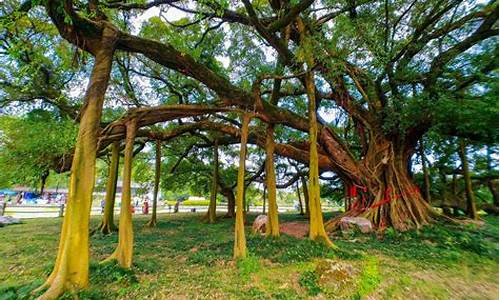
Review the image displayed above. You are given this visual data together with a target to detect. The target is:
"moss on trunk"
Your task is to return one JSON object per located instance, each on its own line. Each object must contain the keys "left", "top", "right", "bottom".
{"left": 104, "top": 119, "right": 137, "bottom": 268}
{"left": 234, "top": 114, "right": 251, "bottom": 259}
{"left": 265, "top": 125, "right": 280, "bottom": 237}
{"left": 97, "top": 141, "right": 120, "bottom": 234}
{"left": 36, "top": 26, "right": 117, "bottom": 300}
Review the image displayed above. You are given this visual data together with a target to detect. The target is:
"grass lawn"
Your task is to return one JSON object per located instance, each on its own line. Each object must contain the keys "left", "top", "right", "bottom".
{"left": 0, "top": 213, "right": 498, "bottom": 299}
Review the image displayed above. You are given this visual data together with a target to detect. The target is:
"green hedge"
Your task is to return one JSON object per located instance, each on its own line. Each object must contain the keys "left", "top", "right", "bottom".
{"left": 164, "top": 200, "right": 211, "bottom": 206}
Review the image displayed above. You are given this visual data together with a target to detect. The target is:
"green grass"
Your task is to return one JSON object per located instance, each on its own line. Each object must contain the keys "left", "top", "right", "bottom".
{"left": 0, "top": 213, "right": 498, "bottom": 299}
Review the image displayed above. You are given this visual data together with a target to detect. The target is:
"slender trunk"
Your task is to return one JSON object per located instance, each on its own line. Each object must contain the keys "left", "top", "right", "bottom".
{"left": 206, "top": 139, "right": 219, "bottom": 223}
{"left": 297, "top": 17, "right": 334, "bottom": 248}
{"left": 300, "top": 175, "right": 310, "bottom": 218}
{"left": 419, "top": 140, "right": 431, "bottom": 203}
{"left": 40, "top": 170, "right": 49, "bottom": 195}
{"left": 486, "top": 146, "right": 498, "bottom": 207}
{"left": 265, "top": 125, "right": 280, "bottom": 237}
{"left": 223, "top": 187, "right": 235, "bottom": 218}
{"left": 451, "top": 173, "right": 460, "bottom": 215}
{"left": 146, "top": 140, "right": 161, "bottom": 227}
{"left": 458, "top": 139, "right": 478, "bottom": 220}
{"left": 262, "top": 187, "right": 266, "bottom": 214}
{"left": 98, "top": 141, "right": 120, "bottom": 234}
{"left": 234, "top": 114, "right": 250, "bottom": 259}
{"left": 296, "top": 181, "right": 304, "bottom": 215}
{"left": 36, "top": 27, "right": 117, "bottom": 300}
{"left": 104, "top": 119, "right": 137, "bottom": 267}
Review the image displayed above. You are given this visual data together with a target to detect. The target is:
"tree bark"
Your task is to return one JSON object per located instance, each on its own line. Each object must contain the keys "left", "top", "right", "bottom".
{"left": 262, "top": 186, "right": 266, "bottom": 214}
{"left": 223, "top": 187, "right": 235, "bottom": 218}
{"left": 97, "top": 141, "right": 120, "bottom": 234}
{"left": 104, "top": 119, "right": 138, "bottom": 267}
{"left": 206, "top": 139, "right": 219, "bottom": 223}
{"left": 40, "top": 170, "right": 49, "bottom": 195}
{"left": 265, "top": 125, "right": 280, "bottom": 237}
{"left": 234, "top": 114, "right": 250, "bottom": 259}
{"left": 325, "top": 136, "right": 433, "bottom": 231}
{"left": 297, "top": 17, "right": 334, "bottom": 248}
{"left": 458, "top": 139, "right": 478, "bottom": 220}
{"left": 419, "top": 140, "right": 432, "bottom": 203}
{"left": 146, "top": 139, "right": 161, "bottom": 227}
{"left": 296, "top": 181, "right": 304, "bottom": 215}
{"left": 486, "top": 146, "right": 498, "bottom": 208}
{"left": 300, "top": 175, "right": 310, "bottom": 218}
{"left": 36, "top": 26, "right": 117, "bottom": 300}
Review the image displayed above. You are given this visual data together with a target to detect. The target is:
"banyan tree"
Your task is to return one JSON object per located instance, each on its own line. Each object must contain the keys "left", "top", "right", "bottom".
{"left": 0, "top": 0, "right": 497, "bottom": 298}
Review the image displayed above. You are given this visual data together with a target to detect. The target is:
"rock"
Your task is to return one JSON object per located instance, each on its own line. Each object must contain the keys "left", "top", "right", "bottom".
{"left": 279, "top": 221, "right": 309, "bottom": 238}
{"left": 0, "top": 216, "right": 22, "bottom": 226}
{"left": 252, "top": 214, "right": 268, "bottom": 234}
{"left": 340, "top": 217, "right": 372, "bottom": 233}
{"left": 315, "top": 259, "right": 358, "bottom": 291}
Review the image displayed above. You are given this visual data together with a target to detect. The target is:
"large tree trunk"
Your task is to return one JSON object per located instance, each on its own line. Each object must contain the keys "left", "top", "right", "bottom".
{"left": 104, "top": 119, "right": 137, "bottom": 267}
{"left": 419, "top": 140, "right": 432, "bottom": 203}
{"left": 146, "top": 139, "right": 161, "bottom": 227}
{"left": 265, "top": 125, "right": 280, "bottom": 237}
{"left": 458, "top": 139, "right": 478, "bottom": 220}
{"left": 97, "top": 141, "right": 120, "bottom": 234}
{"left": 326, "top": 137, "right": 433, "bottom": 231}
{"left": 234, "top": 114, "right": 250, "bottom": 259}
{"left": 36, "top": 27, "right": 117, "bottom": 300}
{"left": 206, "top": 139, "right": 219, "bottom": 224}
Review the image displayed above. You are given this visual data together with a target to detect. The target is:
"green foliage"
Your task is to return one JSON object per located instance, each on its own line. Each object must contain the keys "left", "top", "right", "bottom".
{"left": 299, "top": 270, "right": 321, "bottom": 296}
{"left": 356, "top": 256, "right": 380, "bottom": 297}
{"left": 236, "top": 255, "right": 261, "bottom": 280}
{"left": 90, "top": 261, "right": 138, "bottom": 285}
{"left": 0, "top": 110, "right": 77, "bottom": 188}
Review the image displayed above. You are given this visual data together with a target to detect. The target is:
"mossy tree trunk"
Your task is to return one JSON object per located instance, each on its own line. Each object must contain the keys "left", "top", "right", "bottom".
{"left": 104, "top": 119, "right": 138, "bottom": 267}
{"left": 146, "top": 139, "right": 161, "bottom": 227}
{"left": 265, "top": 125, "right": 280, "bottom": 237}
{"left": 206, "top": 139, "right": 219, "bottom": 224}
{"left": 36, "top": 27, "right": 117, "bottom": 300}
{"left": 97, "top": 141, "right": 120, "bottom": 234}
{"left": 458, "top": 139, "right": 478, "bottom": 220}
{"left": 234, "top": 114, "right": 251, "bottom": 259}
{"left": 298, "top": 17, "right": 334, "bottom": 248}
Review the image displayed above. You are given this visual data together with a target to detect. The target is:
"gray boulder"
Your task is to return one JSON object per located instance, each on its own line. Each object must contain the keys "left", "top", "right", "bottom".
{"left": 340, "top": 217, "right": 372, "bottom": 233}
{"left": 0, "top": 216, "right": 22, "bottom": 226}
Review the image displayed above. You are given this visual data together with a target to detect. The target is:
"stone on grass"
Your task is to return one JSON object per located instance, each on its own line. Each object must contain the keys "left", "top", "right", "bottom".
{"left": 252, "top": 214, "right": 268, "bottom": 234}
{"left": 340, "top": 217, "right": 372, "bottom": 233}
{"left": 0, "top": 216, "right": 22, "bottom": 226}
{"left": 315, "top": 259, "right": 358, "bottom": 291}
{"left": 279, "top": 221, "right": 309, "bottom": 238}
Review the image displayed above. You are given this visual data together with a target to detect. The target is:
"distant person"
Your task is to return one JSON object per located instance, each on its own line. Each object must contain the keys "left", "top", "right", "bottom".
{"left": 15, "top": 193, "right": 22, "bottom": 205}
{"left": 142, "top": 199, "right": 149, "bottom": 215}
{"left": 100, "top": 199, "right": 105, "bottom": 214}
